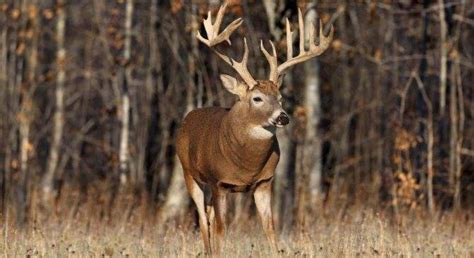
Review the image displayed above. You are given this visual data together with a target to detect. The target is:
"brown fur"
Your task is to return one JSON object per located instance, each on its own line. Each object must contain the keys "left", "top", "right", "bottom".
{"left": 253, "top": 80, "right": 280, "bottom": 96}
{"left": 177, "top": 106, "right": 279, "bottom": 189}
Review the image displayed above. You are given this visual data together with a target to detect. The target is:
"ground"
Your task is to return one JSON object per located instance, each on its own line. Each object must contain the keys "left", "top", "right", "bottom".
{"left": 1, "top": 207, "right": 473, "bottom": 257}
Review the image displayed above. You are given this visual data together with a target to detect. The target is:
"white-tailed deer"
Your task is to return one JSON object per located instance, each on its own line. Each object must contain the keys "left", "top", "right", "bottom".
{"left": 176, "top": 4, "right": 333, "bottom": 255}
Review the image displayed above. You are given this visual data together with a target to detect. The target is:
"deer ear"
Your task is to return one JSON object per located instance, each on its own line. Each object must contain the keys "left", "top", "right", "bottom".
{"left": 220, "top": 74, "right": 247, "bottom": 98}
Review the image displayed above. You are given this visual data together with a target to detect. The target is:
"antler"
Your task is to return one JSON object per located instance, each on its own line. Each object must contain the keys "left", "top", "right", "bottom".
{"left": 197, "top": 4, "right": 258, "bottom": 88}
{"left": 261, "top": 9, "right": 334, "bottom": 84}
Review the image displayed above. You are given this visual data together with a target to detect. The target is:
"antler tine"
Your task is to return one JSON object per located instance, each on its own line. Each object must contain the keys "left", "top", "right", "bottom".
{"left": 263, "top": 8, "right": 333, "bottom": 85}
{"left": 298, "top": 9, "right": 305, "bottom": 56}
{"left": 196, "top": 4, "right": 258, "bottom": 88}
{"left": 310, "top": 19, "right": 333, "bottom": 52}
{"left": 213, "top": 4, "right": 226, "bottom": 35}
{"left": 260, "top": 40, "right": 278, "bottom": 83}
{"left": 242, "top": 38, "right": 249, "bottom": 65}
{"left": 286, "top": 18, "right": 293, "bottom": 60}
{"left": 196, "top": 3, "right": 243, "bottom": 47}
{"left": 276, "top": 12, "right": 334, "bottom": 76}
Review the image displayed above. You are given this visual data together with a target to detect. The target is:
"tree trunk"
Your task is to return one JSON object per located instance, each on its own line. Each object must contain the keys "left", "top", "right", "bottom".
{"left": 331, "top": 0, "right": 350, "bottom": 202}
{"left": 158, "top": 1, "right": 199, "bottom": 222}
{"left": 414, "top": 75, "right": 435, "bottom": 213}
{"left": 1, "top": 1, "right": 9, "bottom": 217}
{"left": 450, "top": 2, "right": 465, "bottom": 211}
{"left": 158, "top": 156, "right": 188, "bottom": 222}
{"left": 5, "top": 0, "right": 19, "bottom": 226}
{"left": 43, "top": 0, "right": 66, "bottom": 203}
{"left": 274, "top": 124, "right": 292, "bottom": 230}
{"left": 414, "top": 0, "right": 431, "bottom": 210}
{"left": 427, "top": 109, "right": 435, "bottom": 213}
{"left": 262, "top": 0, "right": 284, "bottom": 40}
{"left": 438, "top": 0, "right": 448, "bottom": 115}
{"left": 303, "top": 8, "right": 323, "bottom": 206}
{"left": 119, "top": 0, "right": 134, "bottom": 185}
{"left": 449, "top": 63, "right": 458, "bottom": 208}
{"left": 147, "top": 0, "right": 161, "bottom": 201}
{"left": 451, "top": 59, "right": 464, "bottom": 210}
{"left": 17, "top": 0, "right": 39, "bottom": 226}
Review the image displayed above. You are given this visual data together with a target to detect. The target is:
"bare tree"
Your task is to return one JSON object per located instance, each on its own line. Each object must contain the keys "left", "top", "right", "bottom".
{"left": 0, "top": 0, "right": 10, "bottom": 220}
{"left": 438, "top": 0, "right": 448, "bottom": 115}
{"left": 303, "top": 5, "right": 323, "bottom": 207}
{"left": 450, "top": 0, "right": 467, "bottom": 211}
{"left": 414, "top": 75, "right": 435, "bottom": 213}
{"left": 16, "top": 0, "right": 40, "bottom": 225}
{"left": 43, "top": 0, "right": 67, "bottom": 203}
{"left": 453, "top": 60, "right": 464, "bottom": 211}
{"left": 451, "top": 57, "right": 465, "bottom": 210}
{"left": 118, "top": 0, "right": 134, "bottom": 185}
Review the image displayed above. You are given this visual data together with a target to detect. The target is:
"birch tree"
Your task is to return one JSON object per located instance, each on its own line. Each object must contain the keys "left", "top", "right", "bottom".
{"left": 302, "top": 6, "right": 323, "bottom": 206}
{"left": 438, "top": 0, "right": 448, "bottom": 115}
{"left": 43, "top": 0, "right": 66, "bottom": 203}
{"left": 118, "top": 0, "right": 134, "bottom": 185}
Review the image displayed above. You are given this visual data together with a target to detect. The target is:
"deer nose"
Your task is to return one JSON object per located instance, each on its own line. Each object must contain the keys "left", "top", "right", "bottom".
{"left": 276, "top": 112, "right": 290, "bottom": 126}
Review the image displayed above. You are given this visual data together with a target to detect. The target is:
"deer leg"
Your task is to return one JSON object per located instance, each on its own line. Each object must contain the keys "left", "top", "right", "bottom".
{"left": 211, "top": 187, "right": 227, "bottom": 255}
{"left": 184, "top": 171, "right": 211, "bottom": 254}
{"left": 205, "top": 189, "right": 214, "bottom": 221}
{"left": 206, "top": 191, "right": 215, "bottom": 251}
{"left": 254, "top": 179, "right": 278, "bottom": 252}
{"left": 206, "top": 205, "right": 215, "bottom": 239}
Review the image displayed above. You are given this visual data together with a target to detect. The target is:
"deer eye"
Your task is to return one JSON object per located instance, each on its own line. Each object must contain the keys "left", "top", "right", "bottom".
{"left": 252, "top": 97, "right": 263, "bottom": 102}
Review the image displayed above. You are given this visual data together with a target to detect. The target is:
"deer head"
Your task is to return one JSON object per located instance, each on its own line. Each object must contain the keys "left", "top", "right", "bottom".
{"left": 197, "top": 4, "right": 333, "bottom": 130}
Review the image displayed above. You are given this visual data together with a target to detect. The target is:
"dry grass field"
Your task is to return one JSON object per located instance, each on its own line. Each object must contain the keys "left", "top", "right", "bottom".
{"left": 2, "top": 203, "right": 473, "bottom": 257}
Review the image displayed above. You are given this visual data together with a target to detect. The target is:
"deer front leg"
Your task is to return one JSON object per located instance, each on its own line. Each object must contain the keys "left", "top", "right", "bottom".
{"left": 183, "top": 171, "right": 211, "bottom": 255}
{"left": 211, "top": 186, "right": 227, "bottom": 255}
{"left": 254, "top": 179, "right": 278, "bottom": 252}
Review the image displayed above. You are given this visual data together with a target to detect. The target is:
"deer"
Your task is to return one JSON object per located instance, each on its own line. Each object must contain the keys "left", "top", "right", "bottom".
{"left": 176, "top": 4, "right": 333, "bottom": 255}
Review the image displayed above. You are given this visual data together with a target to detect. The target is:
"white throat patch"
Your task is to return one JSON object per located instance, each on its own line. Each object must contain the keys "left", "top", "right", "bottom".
{"left": 248, "top": 126, "right": 274, "bottom": 140}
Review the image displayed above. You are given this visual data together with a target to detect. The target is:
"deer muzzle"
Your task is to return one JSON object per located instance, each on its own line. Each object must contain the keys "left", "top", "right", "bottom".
{"left": 276, "top": 112, "right": 290, "bottom": 127}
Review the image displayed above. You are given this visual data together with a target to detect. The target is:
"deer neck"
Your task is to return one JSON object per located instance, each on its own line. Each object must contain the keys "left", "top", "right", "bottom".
{"left": 219, "top": 103, "right": 275, "bottom": 171}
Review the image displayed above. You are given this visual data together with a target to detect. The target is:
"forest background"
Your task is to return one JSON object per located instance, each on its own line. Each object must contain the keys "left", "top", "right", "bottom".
{"left": 0, "top": 0, "right": 473, "bottom": 256}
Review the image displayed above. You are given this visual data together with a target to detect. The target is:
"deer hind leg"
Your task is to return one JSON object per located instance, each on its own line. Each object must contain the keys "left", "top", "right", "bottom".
{"left": 254, "top": 179, "right": 278, "bottom": 252}
{"left": 183, "top": 171, "right": 211, "bottom": 255}
{"left": 206, "top": 192, "right": 215, "bottom": 241}
{"left": 210, "top": 186, "right": 227, "bottom": 255}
